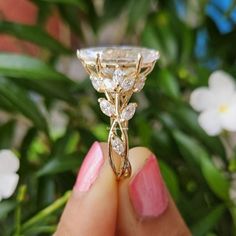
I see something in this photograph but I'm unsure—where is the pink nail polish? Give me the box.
[129,155,168,218]
[74,141,104,192]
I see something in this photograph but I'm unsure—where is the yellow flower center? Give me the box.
[219,104,229,113]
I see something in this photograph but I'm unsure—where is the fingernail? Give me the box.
[74,141,104,192]
[129,154,168,218]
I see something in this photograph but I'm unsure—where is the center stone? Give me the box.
[77,46,160,93]
[77,46,159,66]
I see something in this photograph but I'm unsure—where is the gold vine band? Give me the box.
[77,47,159,179]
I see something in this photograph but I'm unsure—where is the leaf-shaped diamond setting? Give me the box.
[90,75,103,92]
[121,103,137,121]
[111,136,125,155]
[103,78,117,91]
[134,77,146,92]
[113,69,125,84]
[98,98,115,117]
[121,77,135,91]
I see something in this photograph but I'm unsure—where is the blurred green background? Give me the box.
[0,0,236,235]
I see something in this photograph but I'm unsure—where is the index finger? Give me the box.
[55,142,118,236]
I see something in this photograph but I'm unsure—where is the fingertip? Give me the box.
[56,142,118,236]
[117,146,190,236]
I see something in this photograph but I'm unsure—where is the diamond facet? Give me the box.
[98,98,115,117]
[134,77,146,92]
[113,69,125,84]
[103,78,117,91]
[111,136,125,155]
[121,103,137,121]
[101,67,114,76]
[78,47,159,65]
[90,75,103,91]
[121,78,135,91]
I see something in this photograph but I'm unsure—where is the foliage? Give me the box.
[0,0,236,235]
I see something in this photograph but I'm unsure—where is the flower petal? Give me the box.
[190,87,214,112]
[229,94,236,106]
[220,105,236,131]
[0,173,19,200]
[198,110,222,136]
[209,70,236,97]
[0,150,19,173]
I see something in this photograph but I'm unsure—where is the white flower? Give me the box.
[190,70,236,136]
[0,150,19,201]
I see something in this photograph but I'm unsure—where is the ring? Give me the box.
[77,46,159,179]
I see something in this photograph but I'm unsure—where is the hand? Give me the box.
[55,142,191,236]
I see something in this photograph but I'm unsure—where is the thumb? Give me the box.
[117,147,191,236]
[55,142,117,236]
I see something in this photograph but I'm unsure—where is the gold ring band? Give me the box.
[77,47,159,179]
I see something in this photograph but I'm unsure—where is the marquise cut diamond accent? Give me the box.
[111,136,125,155]
[134,77,146,92]
[98,98,115,117]
[121,103,137,121]
[113,69,125,84]
[90,75,103,91]
[121,78,135,91]
[101,67,114,76]
[103,78,117,91]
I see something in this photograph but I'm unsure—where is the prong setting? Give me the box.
[77,46,159,179]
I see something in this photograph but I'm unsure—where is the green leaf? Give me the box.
[103,0,126,21]
[173,130,208,165]
[38,178,56,207]
[172,106,226,159]
[38,0,85,8]
[37,130,81,176]
[0,94,16,111]
[135,116,152,146]
[173,131,230,201]
[0,53,70,81]
[91,123,107,141]
[24,226,57,235]
[12,79,76,104]
[51,130,79,156]
[142,12,177,66]
[127,0,151,30]
[22,191,71,232]
[0,21,71,54]
[0,201,17,219]
[155,12,178,63]
[159,160,180,201]
[0,120,16,149]
[191,205,226,236]
[32,0,53,25]
[0,79,48,133]
[157,68,180,98]
[58,6,84,39]
[200,156,230,201]
[152,128,175,158]
[36,153,82,176]
[141,24,169,67]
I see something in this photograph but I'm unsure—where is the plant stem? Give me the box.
[14,185,27,236]
[220,132,234,160]
[230,206,236,235]
[22,225,57,234]
[21,191,71,232]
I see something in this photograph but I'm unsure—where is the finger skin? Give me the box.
[117,147,191,236]
[55,142,118,236]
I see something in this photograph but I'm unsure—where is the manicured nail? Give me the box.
[74,141,104,192]
[129,154,168,218]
